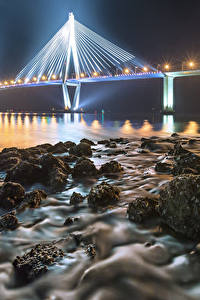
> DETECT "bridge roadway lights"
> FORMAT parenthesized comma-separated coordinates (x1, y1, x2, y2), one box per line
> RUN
(163, 75, 174, 112)
(62, 81, 81, 111)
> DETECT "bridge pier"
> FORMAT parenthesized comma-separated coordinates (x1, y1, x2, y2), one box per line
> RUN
(62, 81, 81, 111)
(163, 75, 174, 112)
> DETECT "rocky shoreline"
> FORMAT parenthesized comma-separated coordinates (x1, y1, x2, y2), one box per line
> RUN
(1, 134, 200, 299)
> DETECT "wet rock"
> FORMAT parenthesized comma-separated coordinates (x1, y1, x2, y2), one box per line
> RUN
(5, 161, 42, 185)
(72, 158, 98, 178)
(48, 142, 68, 154)
(0, 182, 25, 210)
(69, 142, 92, 157)
(0, 213, 19, 230)
(155, 162, 172, 174)
(48, 167, 68, 192)
(61, 154, 78, 163)
(64, 216, 80, 226)
(24, 190, 47, 208)
(105, 149, 127, 156)
(141, 139, 172, 152)
(85, 244, 96, 259)
(64, 141, 76, 149)
(40, 153, 71, 174)
(1, 147, 18, 154)
(128, 197, 158, 223)
(106, 142, 117, 148)
(98, 140, 110, 145)
(188, 139, 197, 145)
(169, 143, 189, 156)
(0, 156, 21, 171)
(100, 161, 123, 174)
(110, 137, 129, 144)
(172, 151, 200, 175)
(70, 192, 85, 205)
(88, 182, 120, 209)
(158, 175, 200, 239)
(13, 242, 64, 282)
(80, 138, 95, 146)
(171, 133, 179, 137)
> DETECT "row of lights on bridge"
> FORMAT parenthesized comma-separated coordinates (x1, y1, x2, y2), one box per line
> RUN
(0, 61, 196, 87)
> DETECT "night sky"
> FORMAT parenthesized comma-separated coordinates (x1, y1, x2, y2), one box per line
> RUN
(0, 0, 200, 79)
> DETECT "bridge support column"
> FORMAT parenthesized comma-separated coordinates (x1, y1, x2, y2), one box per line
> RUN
(163, 76, 174, 112)
(62, 81, 81, 111)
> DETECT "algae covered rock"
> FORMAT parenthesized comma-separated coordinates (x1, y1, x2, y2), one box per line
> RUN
(88, 182, 120, 208)
(0, 213, 19, 230)
(128, 197, 158, 223)
(0, 182, 25, 209)
(100, 160, 123, 174)
(69, 142, 92, 157)
(13, 242, 64, 282)
(70, 192, 85, 205)
(158, 174, 200, 239)
(24, 190, 47, 208)
(72, 158, 98, 178)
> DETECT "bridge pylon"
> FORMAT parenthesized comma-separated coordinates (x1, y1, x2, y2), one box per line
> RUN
(62, 81, 81, 111)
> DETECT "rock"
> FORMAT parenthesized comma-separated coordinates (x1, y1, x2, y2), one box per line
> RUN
(98, 140, 110, 145)
(0, 182, 25, 210)
(69, 142, 92, 157)
(172, 151, 200, 175)
(64, 216, 80, 226)
(64, 141, 76, 149)
(72, 158, 98, 178)
(88, 182, 120, 209)
(5, 161, 42, 185)
(188, 139, 197, 145)
(40, 153, 70, 173)
(61, 154, 78, 163)
(110, 138, 129, 144)
(155, 162, 172, 174)
(24, 190, 47, 208)
(171, 133, 179, 137)
(80, 138, 95, 146)
(0, 156, 21, 171)
(70, 192, 85, 205)
(85, 244, 96, 259)
(169, 143, 189, 156)
(48, 168, 68, 192)
(1, 147, 18, 154)
(141, 140, 172, 152)
(128, 197, 158, 223)
(157, 175, 200, 239)
(0, 213, 19, 230)
(106, 142, 117, 148)
(47, 142, 68, 154)
(13, 243, 64, 282)
(99, 161, 123, 174)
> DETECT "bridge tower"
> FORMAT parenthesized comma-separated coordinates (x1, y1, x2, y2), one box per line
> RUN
(163, 75, 174, 112)
(62, 12, 81, 111)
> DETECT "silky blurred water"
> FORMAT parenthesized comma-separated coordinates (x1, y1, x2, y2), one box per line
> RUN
(0, 112, 199, 149)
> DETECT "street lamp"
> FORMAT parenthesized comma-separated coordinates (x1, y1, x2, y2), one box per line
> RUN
(164, 64, 170, 71)
(188, 61, 194, 68)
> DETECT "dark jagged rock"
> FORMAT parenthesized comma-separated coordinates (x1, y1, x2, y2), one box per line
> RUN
(40, 153, 70, 173)
(0, 156, 21, 171)
(48, 168, 68, 192)
(47, 142, 68, 154)
(64, 216, 80, 226)
(155, 162, 172, 174)
(171, 133, 179, 137)
(141, 139, 172, 152)
(72, 158, 98, 178)
(69, 142, 92, 157)
(24, 190, 47, 208)
(85, 244, 96, 259)
(0, 213, 19, 230)
(61, 154, 78, 163)
(64, 141, 76, 149)
(110, 137, 129, 144)
(105, 149, 127, 156)
(70, 192, 85, 205)
(157, 175, 200, 239)
(105, 142, 117, 148)
(88, 182, 120, 209)
(80, 138, 95, 146)
(97, 140, 110, 145)
(172, 151, 200, 175)
(5, 161, 42, 185)
(99, 160, 123, 174)
(13, 243, 64, 282)
(169, 143, 189, 156)
(0, 182, 25, 210)
(128, 197, 158, 223)
(1, 147, 18, 154)
(188, 139, 197, 145)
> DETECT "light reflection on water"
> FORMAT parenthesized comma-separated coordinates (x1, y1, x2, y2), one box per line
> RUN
(0, 112, 199, 149)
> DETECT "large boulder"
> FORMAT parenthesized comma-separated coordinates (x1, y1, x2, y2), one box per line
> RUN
(72, 158, 98, 178)
(80, 138, 95, 146)
(40, 153, 69, 173)
(88, 182, 120, 209)
(24, 190, 47, 208)
(5, 161, 42, 185)
(0, 182, 25, 209)
(69, 142, 92, 157)
(48, 168, 68, 192)
(13, 243, 64, 282)
(99, 161, 123, 174)
(158, 175, 200, 239)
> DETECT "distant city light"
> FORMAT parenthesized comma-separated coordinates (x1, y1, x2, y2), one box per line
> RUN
(4, 81, 8, 85)
(17, 79, 22, 84)
(143, 66, 148, 72)
(10, 80, 15, 85)
(188, 61, 194, 68)
(51, 74, 57, 80)
(33, 77, 37, 82)
(41, 75, 47, 80)
(80, 73, 85, 78)
(93, 72, 98, 77)
(164, 64, 170, 70)
(124, 68, 130, 74)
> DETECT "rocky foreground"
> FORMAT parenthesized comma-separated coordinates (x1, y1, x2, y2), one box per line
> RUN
(1, 135, 200, 299)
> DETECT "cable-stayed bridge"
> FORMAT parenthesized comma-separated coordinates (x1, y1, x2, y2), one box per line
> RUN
(1, 13, 200, 112)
